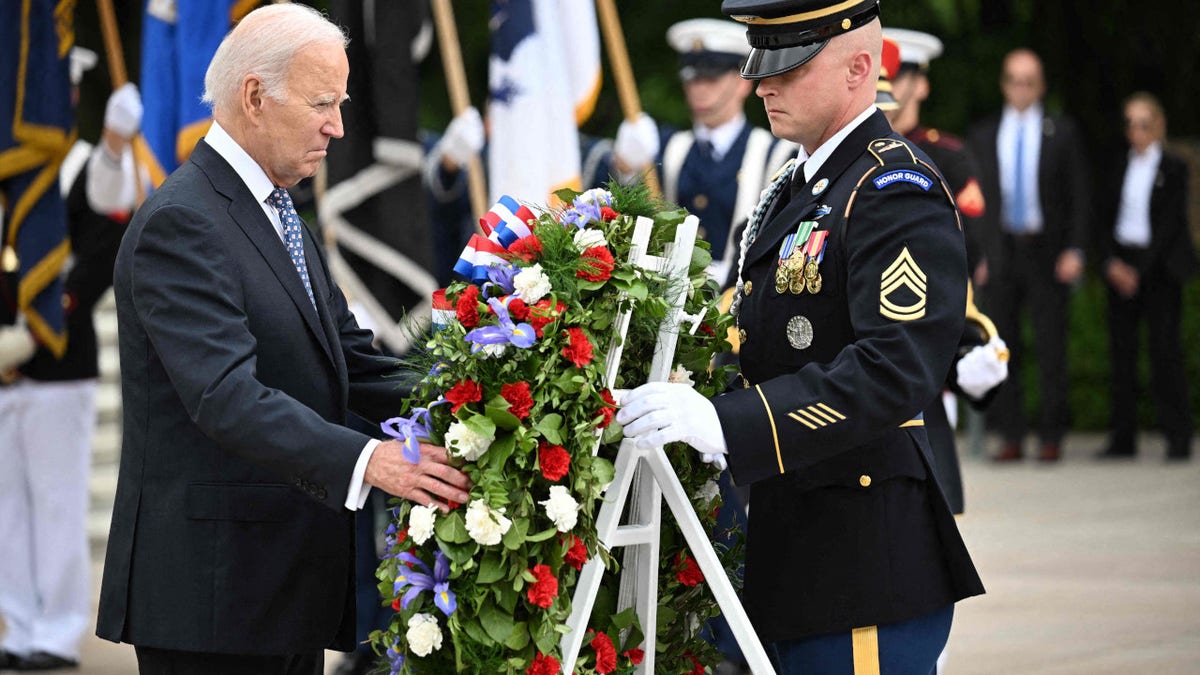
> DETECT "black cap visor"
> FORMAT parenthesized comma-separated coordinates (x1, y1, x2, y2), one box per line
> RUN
(740, 40, 828, 79)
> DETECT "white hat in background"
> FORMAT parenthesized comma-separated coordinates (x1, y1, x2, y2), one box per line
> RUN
(667, 18, 751, 81)
(881, 28, 944, 70)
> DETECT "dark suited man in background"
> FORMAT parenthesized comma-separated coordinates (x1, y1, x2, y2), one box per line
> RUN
(96, 6, 471, 674)
(1096, 92, 1196, 461)
(967, 48, 1090, 463)
(619, 1, 984, 671)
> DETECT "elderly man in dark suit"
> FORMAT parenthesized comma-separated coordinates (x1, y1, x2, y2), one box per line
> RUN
(96, 6, 471, 674)
(1096, 92, 1196, 461)
(966, 48, 1090, 462)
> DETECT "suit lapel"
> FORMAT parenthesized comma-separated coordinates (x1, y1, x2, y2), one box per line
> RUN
(190, 141, 337, 366)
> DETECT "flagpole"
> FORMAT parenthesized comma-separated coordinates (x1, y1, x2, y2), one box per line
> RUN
(595, 0, 661, 196)
(431, 0, 489, 223)
(96, 0, 159, 203)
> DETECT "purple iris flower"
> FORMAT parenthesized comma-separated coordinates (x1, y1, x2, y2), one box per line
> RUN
(463, 297, 536, 349)
(387, 638, 405, 675)
(394, 550, 456, 616)
(484, 262, 518, 297)
(380, 406, 435, 464)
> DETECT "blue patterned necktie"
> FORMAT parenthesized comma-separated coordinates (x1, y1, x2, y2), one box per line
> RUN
(267, 187, 316, 310)
(1009, 122, 1027, 232)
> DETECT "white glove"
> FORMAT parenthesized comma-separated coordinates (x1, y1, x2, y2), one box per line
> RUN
(616, 382, 727, 457)
(104, 82, 143, 138)
(0, 324, 37, 372)
(956, 336, 1009, 400)
(437, 106, 485, 168)
(614, 113, 659, 170)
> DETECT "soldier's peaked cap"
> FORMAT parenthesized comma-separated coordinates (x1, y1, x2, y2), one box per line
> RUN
(721, 0, 881, 79)
(881, 27, 943, 72)
(667, 18, 751, 81)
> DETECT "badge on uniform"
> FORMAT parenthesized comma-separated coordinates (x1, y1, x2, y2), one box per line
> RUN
(879, 246, 927, 321)
(776, 220, 816, 294)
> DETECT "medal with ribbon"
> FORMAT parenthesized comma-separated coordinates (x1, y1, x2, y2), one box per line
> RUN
(777, 220, 817, 294)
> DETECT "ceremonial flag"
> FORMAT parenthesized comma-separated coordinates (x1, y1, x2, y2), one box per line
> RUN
(0, 0, 76, 356)
(141, 0, 256, 173)
(487, 0, 601, 205)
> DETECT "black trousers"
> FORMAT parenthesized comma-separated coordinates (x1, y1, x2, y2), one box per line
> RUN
(1106, 248, 1193, 456)
(134, 646, 323, 675)
(985, 234, 1071, 445)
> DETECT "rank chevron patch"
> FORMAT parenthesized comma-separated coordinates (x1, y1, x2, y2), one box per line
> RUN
(879, 246, 927, 321)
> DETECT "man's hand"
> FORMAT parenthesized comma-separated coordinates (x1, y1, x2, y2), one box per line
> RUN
(613, 113, 659, 172)
(1105, 258, 1139, 298)
(0, 324, 36, 373)
(616, 382, 727, 458)
(956, 336, 1009, 400)
(437, 106, 485, 169)
(1055, 248, 1084, 285)
(364, 440, 471, 511)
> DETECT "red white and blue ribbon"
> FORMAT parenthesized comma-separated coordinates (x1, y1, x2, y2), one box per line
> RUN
(454, 196, 536, 283)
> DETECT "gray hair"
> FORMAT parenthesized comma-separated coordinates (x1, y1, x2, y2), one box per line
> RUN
(202, 3, 348, 115)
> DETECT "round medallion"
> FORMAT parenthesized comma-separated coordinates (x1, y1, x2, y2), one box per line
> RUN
(806, 274, 823, 294)
(786, 315, 814, 350)
(804, 260, 820, 280)
(744, 280, 753, 296)
(812, 178, 829, 195)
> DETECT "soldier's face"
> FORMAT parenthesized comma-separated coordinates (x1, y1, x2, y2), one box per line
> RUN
(754, 45, 846, 152)
(683, 71, 752, 129)
(255, 42, 349, 187)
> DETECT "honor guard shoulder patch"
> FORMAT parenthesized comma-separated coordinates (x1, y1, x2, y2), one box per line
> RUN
(872, 169, 932, 191)
(879, 246, 927, 321)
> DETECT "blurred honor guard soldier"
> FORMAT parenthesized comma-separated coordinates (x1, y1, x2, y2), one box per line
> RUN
(878, 30, 1008, 516)
(1096, 92, 1196, 461)
(608, 18, 796, 284)
(96, 6, 470, 674)
(966, 49, 1090, 463)
(617, 1, 984, 673)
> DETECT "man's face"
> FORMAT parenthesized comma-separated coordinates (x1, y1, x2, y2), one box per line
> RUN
(257, 41, 348, 187)
(1123, 100, 1162, 153)
(753, 44, 847, 152)
(1000, 52, 1044, 112)
(682, 70, 751, 129)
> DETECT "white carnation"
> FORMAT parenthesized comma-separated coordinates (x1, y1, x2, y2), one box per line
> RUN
(513, 264, 552, 303)
(406, 613, 443, 657)
(668, 364, 695, 386)
(573, 227, 608, 251)
(464, 499, 512, 546)
(444, 420, 493, 461)
(480, 343, 507, 359)
(408, 504, 437, 545)
(694, 479, 720, 505)
(539, 485, 579, 532)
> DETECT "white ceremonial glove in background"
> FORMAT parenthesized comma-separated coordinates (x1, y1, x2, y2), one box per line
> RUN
(614, 113, 659, 170)
(0, 324, 36, 372)
(956, 336, 1009, 400)
(438, 106, 485, 168)
(616, 382, 727, 459)
(104, 83, 143, 138)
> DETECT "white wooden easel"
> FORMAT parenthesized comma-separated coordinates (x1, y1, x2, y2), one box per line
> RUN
(559, 215, 775, 674)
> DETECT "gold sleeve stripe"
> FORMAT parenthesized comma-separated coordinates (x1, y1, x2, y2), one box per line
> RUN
(817, 403, 846, 420)
(851, 626, 881, 675)
(807, 406, 838, 424)
(755, 385, 786, 474)
(794, 409, 827, 427)
(788, 412, 818, 429)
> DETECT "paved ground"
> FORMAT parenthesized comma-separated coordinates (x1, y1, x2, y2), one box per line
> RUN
(20, 433, 1200, 674)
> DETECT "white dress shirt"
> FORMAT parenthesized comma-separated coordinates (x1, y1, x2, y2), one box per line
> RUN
(204, 122, 379, 510)
(1114, 142, 1160, 249)
(997, 104, 1044, 233)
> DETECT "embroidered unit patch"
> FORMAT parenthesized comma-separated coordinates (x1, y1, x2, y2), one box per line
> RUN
(872, 170, 932, 191)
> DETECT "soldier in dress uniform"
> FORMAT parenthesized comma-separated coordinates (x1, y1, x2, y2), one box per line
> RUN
(605, 18, 796, 285)
(878, 30, 1009, 520)
(617, 1, 985, 672)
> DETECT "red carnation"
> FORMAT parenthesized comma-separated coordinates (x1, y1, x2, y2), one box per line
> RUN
(526, 564, 559, 609)
(600, 206, 620, 222)
(446, 379, 483, 413)
(595, 388, 617, 429)
(684, 651, 704, 675)
(623, 648, 644, 665)
(577, 245, 615, 282)
(539, 442, 571, 482)
(675, 552, 704, 587)
(563, 535, 588, 571)
(394, 527, 408, 545)
(505, 296, 530, 321)
(562, 327, 594, 367)
(432, 288, 452, 310)
(455, 284, 481, 328)
(510, 235, 543, 262)
(526, 652, 560, 675)
(699, 322, 716, 337)
(530, 299, 565, 337)
(590, 631, 617, 674)
(501, 381, 534, 419)
(391, 597, 401, 611)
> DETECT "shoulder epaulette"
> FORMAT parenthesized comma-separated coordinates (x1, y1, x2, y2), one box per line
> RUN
(867, 137, 917, 165)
